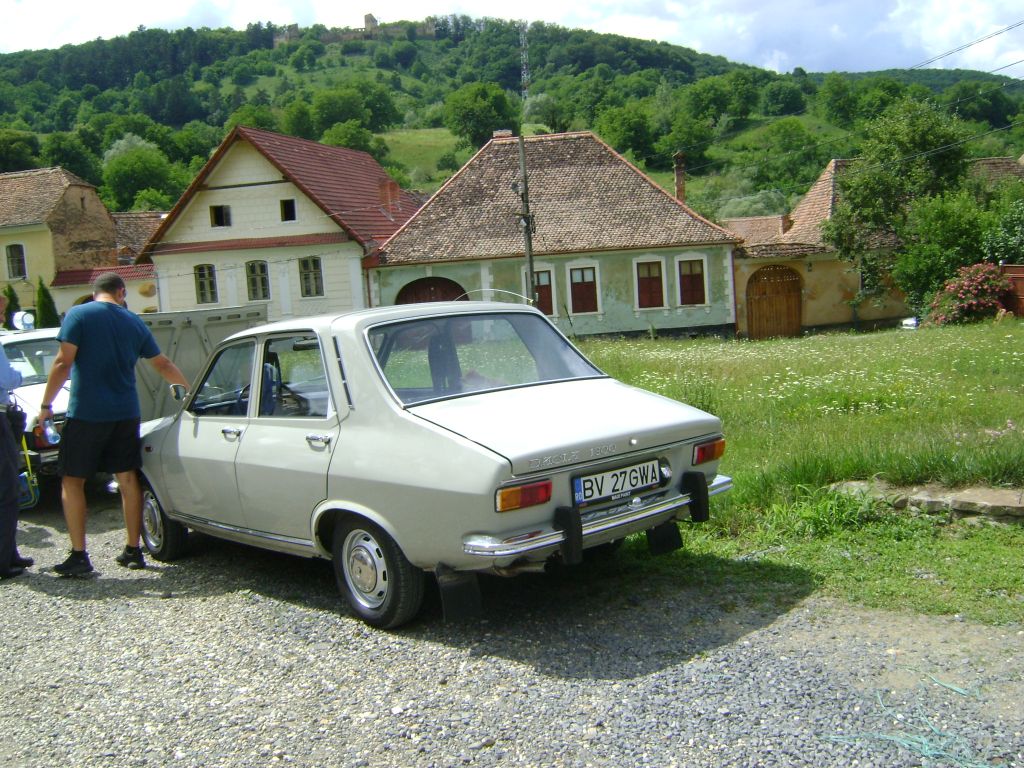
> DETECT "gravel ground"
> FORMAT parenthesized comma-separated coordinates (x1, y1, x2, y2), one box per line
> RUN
(3, 487, 1022, 768)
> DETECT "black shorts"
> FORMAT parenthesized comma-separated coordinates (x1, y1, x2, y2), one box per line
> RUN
(57, 418, 143, 478)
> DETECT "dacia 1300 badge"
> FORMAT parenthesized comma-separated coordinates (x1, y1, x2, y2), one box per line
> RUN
(139, 302, 730, 628)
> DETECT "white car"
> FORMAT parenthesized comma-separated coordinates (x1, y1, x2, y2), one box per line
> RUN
(139, 302, 731, 628)
(0, 328, 68, 469)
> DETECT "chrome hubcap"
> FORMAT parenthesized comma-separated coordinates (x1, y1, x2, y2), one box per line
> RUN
(344, 529, 388, 609)
(142, 492, 163, 548)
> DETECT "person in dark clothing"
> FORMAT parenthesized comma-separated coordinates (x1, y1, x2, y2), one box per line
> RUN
(1, 293, 33, 580)
(37, 273, 189, 576)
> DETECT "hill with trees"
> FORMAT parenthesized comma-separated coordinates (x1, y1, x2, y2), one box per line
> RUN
(1, 15, 1022, 229)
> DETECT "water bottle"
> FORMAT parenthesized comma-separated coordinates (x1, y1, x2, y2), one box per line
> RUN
(42, 418, 60, 445)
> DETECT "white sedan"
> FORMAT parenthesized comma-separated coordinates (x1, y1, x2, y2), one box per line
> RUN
(139, 302, 730, 628)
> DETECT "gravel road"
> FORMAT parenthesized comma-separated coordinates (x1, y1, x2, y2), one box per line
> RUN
(3, 487, 1022, 768)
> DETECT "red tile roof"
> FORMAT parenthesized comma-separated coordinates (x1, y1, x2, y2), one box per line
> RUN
(143, 126, 420, 257)
(51, 264, 155, 288)
(375, 132, 738, 266)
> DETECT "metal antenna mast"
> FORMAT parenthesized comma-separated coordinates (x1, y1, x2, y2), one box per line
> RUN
(519, 20, 530, 102)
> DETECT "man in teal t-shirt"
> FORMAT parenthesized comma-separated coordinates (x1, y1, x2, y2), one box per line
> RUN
(38, 273, 189, 576)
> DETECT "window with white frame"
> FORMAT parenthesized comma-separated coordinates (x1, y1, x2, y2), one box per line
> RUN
(569, 265, 598, 314)
(194, 264, 219, 304)
(635, 259, 665, 309)
(5, 243, 26, 279)
(299, 257, 324, 297)
(246, 260, 270, 301)
(677, 258, 707, 305)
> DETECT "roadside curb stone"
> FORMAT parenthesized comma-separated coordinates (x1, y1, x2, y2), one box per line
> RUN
(834, 480, 1024, 523)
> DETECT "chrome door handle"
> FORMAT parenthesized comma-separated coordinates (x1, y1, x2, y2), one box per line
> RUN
(221, 427, 243, 438)
(305, 434, 332, 446)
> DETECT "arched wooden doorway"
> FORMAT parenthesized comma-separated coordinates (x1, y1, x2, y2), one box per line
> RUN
(746, 265, 802, 339)
(395, 277, 467, 304)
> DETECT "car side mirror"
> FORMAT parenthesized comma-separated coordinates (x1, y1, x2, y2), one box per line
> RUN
(169, 383, 188, 402)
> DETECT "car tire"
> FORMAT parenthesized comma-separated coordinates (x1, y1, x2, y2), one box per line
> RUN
(141, 481, 189, 561)
(332, 518, 424, 629)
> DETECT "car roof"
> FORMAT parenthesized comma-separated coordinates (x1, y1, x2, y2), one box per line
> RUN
(0, 327, 60, 345)
(222, 301, 543, 343)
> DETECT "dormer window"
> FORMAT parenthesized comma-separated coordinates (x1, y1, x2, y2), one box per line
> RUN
(280, 199, 296, 222)
(210, 205, 231, 227)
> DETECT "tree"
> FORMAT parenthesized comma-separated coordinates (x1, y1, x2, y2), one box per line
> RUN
(594, 104, 654, 165)
(40, 132, 101, 184)
(983, 199, 1024, 264)
(281, 100, 317, 140)
(224, 104, 279, 132)
(760, 80, 805, 116)
(443, 82, 520, 148)
(892, 189, 995, 314)
(2, 284, 21, 329)
(320, 120, 390, 163)
(0, 129, 39, 171)
(34, 277, 60, 328)
(102, 145, 175, 210)
(817, 73, 856, 127)
(312, 88, 368, 135)
(823, 98, 972, 306)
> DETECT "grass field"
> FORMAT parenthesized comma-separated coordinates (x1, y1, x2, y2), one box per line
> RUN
(577, 319, 1024, 624)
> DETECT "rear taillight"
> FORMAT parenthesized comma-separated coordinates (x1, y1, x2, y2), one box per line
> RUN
(692, 438, 725, 465)
(496, 480, 552, 512)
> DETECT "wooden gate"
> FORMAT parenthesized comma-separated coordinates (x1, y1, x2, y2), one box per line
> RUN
(746, 265, 802, 339)
(1001, 265, 1024, 315)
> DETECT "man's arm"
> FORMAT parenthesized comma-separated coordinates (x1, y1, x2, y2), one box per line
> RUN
(148, 353, 190, 388)
(38, 341, 77, 422)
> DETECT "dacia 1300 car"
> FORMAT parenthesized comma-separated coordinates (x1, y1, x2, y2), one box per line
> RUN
(139, 302, 730, 628)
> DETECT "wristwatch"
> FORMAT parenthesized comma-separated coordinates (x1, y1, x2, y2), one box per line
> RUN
(41, 404, 52, 410)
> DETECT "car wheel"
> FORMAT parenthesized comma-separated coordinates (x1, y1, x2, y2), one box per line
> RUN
(332, 519, 424, 629)
(141, 481, 189, 561)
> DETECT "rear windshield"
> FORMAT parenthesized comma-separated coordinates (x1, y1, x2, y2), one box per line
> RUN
(367, 312, 603, 405)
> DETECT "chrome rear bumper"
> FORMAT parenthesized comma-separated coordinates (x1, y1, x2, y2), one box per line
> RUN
(463, 473, 731, 558)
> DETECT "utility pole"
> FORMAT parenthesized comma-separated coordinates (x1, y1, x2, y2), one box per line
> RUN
(517, 134, 536, 305)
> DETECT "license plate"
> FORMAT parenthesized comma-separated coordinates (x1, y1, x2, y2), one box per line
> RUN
(573, 459, 662, 507)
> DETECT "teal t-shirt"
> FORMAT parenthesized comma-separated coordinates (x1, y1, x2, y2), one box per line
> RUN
(58, 301, 160, 421)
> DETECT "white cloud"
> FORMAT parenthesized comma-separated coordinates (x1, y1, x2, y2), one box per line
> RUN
(0, 0, 1020, 76)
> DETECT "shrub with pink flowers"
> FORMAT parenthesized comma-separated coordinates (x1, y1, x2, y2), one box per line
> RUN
(926, 262, 1011, 326)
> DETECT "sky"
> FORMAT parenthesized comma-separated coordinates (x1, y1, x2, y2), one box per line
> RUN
(1, 0, 1023, 76)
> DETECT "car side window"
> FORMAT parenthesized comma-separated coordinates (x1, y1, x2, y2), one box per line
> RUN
(257, 335, 330, 418)
(189, 342, 255, 416)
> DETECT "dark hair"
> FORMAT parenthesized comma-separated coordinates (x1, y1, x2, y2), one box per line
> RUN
(93, 272, 126, 296)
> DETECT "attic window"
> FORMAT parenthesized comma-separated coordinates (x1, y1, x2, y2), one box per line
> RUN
(210, 205, 231, 228)
(280, 199, 296, 222)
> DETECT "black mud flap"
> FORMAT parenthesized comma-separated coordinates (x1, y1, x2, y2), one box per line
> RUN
(646, 519, 683, 555)
(682, 471, 710, 523)
(554, 506, 584, 565)
(434, 564, 481, 622)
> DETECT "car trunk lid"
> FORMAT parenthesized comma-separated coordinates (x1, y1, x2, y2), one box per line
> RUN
(408, 377, 721, 476)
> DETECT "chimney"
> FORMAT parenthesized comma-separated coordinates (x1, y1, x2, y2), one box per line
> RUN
(493, 129, 514, 139)
(673, 151, 686, 203)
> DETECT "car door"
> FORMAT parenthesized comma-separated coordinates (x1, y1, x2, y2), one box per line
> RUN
(159, 340, 255, 528)
(233, 333, 339, 543)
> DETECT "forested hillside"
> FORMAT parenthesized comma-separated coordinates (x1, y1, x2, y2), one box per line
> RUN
(1, 16, 1022, 222)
